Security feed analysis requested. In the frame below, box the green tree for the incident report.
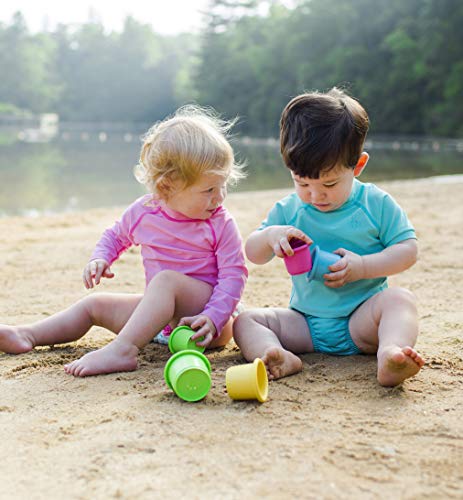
[0,12,61,113]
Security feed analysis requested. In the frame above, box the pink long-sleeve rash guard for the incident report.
[90,194,248,333]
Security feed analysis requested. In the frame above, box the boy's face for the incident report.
[291,165,359,212]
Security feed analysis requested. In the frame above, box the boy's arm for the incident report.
[246,226,312,264]
[361,238,418,279]
[325,239,418,288]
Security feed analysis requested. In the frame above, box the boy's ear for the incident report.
[353,152,369,177]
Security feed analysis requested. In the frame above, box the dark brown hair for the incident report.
[280,87,369,178]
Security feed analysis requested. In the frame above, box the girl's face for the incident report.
[165,172,228,220]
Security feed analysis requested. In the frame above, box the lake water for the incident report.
[1,128,462,216]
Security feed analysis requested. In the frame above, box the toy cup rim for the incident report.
[284,242,310,260]
[253,358,269,403]
[168,325,205,354]
[307,245,341,282]
[164,349,211,391]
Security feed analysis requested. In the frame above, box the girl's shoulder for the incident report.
[118,194,160,226]
[122,194,160,215]
[210,205,236,224]
[139,194,160,209]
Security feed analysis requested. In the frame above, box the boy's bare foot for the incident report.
[64,339,139,377]
[0,325,34,354]
[377,345,425,387]
[262,346,302,380]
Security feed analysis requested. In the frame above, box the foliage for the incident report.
[0,1,461,136]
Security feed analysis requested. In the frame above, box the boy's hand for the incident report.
[178,314,217,348]
[323,248,365,288]
[267,226,312,258]
[83,259,115,289]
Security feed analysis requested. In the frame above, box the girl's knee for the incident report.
[80,293,109,324]
[148,270,183,290]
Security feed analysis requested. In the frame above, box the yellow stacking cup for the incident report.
[225,358,268,403]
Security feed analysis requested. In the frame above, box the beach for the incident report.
[1,177,462,499]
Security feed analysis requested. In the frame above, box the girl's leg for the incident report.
[64,271,214,377]
[233,308,313,379]
[349,287,425,386]
[0,293,142,354]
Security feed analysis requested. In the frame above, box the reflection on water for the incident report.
[0,132,462,216]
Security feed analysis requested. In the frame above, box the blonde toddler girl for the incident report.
[0,106,247,377]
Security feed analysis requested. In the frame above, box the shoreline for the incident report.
[1,173,462,220]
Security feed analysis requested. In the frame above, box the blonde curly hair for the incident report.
[134,105,245,198]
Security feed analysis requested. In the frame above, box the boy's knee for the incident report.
[233,309,258,339]
[233,309,269,340]
[381,287,417,310]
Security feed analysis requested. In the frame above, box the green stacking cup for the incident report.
[164,350,211,402]
[168,325,205,354]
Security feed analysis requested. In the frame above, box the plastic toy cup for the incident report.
[168,325,205,354]
[283,239,313,275]
[164,350,211,402]
[307,245,342,282]
[225,358,268,403]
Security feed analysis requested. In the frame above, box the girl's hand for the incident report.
[322,248,365,288]
[83,259,115,289]
[178,315,217,348]
[267,226,312,258]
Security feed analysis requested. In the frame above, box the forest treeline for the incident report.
[1,0,462,137]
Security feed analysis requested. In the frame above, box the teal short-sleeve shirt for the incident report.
[259,180,416,318]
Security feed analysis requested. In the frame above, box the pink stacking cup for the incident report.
[283,239,313,275]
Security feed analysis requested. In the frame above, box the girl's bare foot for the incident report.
[64,339,139,377]
[0,325,35,354]
[377,345,425,387]
[262,346,302,380]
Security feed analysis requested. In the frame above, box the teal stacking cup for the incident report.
[164,350,212,402]
[168,325,205,354]
[307,245,342,282]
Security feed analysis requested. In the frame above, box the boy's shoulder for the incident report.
[354,180,403,209]
[272,191,303,211]
[355,180,389,198]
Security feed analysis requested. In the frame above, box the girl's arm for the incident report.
[90,225,132,265]
[201,217,248,335]
[90,203,138,265]
[86,202,140,287]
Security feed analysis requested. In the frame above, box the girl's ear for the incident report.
[156,177,173,198]
[354,152,369,177]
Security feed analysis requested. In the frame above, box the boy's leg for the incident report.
[348,287,425,386]
[0,293,142,354]
[64,271,214,376]
[233,308,313,379]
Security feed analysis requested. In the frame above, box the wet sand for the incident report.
[1,177,462,499]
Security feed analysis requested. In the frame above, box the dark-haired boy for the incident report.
[234,88,424,386]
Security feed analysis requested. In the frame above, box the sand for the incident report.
[1,177,462,499]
